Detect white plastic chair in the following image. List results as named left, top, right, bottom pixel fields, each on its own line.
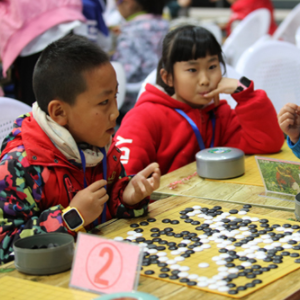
left=272, top=3, right=300, bottom=45
left=235, top=40, right=300, bottom=114
left=295, top=26, right=300, bottom=49
left=111, top=61, right=126, bottom=109
left=0, top=97, right=32, bottom=147
left=137, top=69, right=157, bottom=101
left=222, top=9, right=271, bottom=68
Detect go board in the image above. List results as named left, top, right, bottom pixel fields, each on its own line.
left=0, top=276, right=97, bottom=300
left=104, top=202, right=300, bottom=298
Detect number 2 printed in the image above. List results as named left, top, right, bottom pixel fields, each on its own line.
left=94, top=247, right=113, bottom=286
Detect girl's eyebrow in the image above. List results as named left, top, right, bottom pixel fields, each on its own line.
left=207, top=56, right=218, bottom=62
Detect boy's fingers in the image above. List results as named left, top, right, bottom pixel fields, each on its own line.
left=94, top=187, right=108, bottom=199
left=138, top=163, right=160, bottom=178
left=98, top=194, right=109, bottom=206
left=88, top=180, right=107, bottom=192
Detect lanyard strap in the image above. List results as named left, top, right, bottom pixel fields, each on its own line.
left=78, top=147, right=107, bottom=226
left=175, top=109, right=216, bottom=150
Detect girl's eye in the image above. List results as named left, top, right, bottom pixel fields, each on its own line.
left=209, top=65, right=217, bottom=70
left=187, top=68, right=197, bottom=73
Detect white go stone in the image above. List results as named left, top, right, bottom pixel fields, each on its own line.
left=242, top=244, right=251, bottom=249
left=170, top=264, right=181, bottom=270
left=202, top=244, right=211, bottom=249
left=198, top=262, right=210, bottom=268
left=204, top=215, right=213, bottom=220
left=212, top=275, right=224, bottom=280
left=218, top=271, right=229, bottom=277
left=114, top=237, right=124, bottom=241
left=250, top=246, right=260, bottom=251
left=250, top=217, right=259, bottom=222
left=216, top=280, right=227, bottom=287
left=242, top=231, right=251, bottom=236
left=207, top=278, right=217, bottom=284
left=217, top=244, right=227, bottom=248
left=261, top=235, right=270, bottom=239
left=218, top=286, right=230, bottom=292
left=264, top=245, right=274, bottom=250
left=166, top=260, right=176, bottom=264
left=208, top=284, right=218, bottom=290
left=158, top=257, right=169, bottom=262
left=283, top=244, right=293, bottom=249
left=254, top=238, right=263, bottom=243
left=263, top=239, right=273, bottom=244
left=188, top=274, right=199, bottom=280
left=219, top=253, right=230, bottom=258
left=216, top=260, right=226, bottom=265
left=218, top=266, right=228, bottom=272
left=241, top=262, right=252, bottom=267
left=127, top=231, right=136, bottom=235
left=204, top=220, right=213, bottom=224
left=209, top=236, right=217, bottom=241
left=226, top=245, right=236, bottom=250
left=235, top=234, right=244, bottom=239
left=276, top=227, right=285, bottom=232
left=193, top=205, right=201, bottom=209
left=193, top=247, right=203, bottom=252
left=178, top=247, right=188, bottom=252
left=157, top=252, right=167, bottom=257
left=179, top=266, right=190, bottom=271
left=198, top=234, right=208, bottom=239
left=212, top=256, right=222, bottom=261
left=126, top=236, right=136, bottom=240
left=171, top=250, right=181, bottom=256
left=239, top=227, right=249, bottom=231
left=181, top=240, right=191, bottom=244
left=134, top=233, right=143, bottom=237
left=197, top=282, right=208, bottom=287
left=148, top=249, right=158, bottom=254
left=201, top=239, right=210, bottom=244
left=187, top=212, right=196, bottom=217
left=197, top=276, right=208, bottom=281
left=174, top=256, right=185, bottom=262
left=178, top=272, right=189, bottom=278
left=246, top=254, right=256, bottom=259
left=244, top=249, right=255, bottom=254
left=223, top=241, right=232, bottom=245
left=238, top=211, right=247, bottom=215
left=228, top=268, right=239, bottom=274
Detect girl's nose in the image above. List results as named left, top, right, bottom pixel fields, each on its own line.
left=198, top=73, right=209, bottom=86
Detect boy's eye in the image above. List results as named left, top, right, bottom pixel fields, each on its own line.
left=99, top=99, right=109, bottom=105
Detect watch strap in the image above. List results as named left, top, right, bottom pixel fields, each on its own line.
left=234, top=76, right=251, bottom=93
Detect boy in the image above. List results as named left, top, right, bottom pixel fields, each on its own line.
left=0, top=35, right=160, bottom=264
left=278, top=103, right=300, bottom=157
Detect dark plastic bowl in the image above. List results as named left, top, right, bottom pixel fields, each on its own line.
left=13, top=232, right=74, bottom=275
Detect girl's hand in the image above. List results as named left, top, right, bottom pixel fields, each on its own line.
left=123, top=163, right=161, bottom=205
left=278, top=103, right=300, bottom=144
left=204, top=78, right=239, bottom=106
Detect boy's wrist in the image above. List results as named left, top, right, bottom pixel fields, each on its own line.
left=62, top=206, right=86, bottom=232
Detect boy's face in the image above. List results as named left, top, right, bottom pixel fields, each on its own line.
left=65, top=62, right=119, bottom=148
left=170, top=54, right=222, bottom=108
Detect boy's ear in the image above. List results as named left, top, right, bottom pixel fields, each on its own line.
left=160, top=68, right=173, bottom=87
left=48, top=100, right=68, bottom=126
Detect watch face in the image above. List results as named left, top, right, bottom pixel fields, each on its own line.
left=64, top=208, right=83, bottom=230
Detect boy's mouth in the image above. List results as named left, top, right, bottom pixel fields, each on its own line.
left=106, top=128, right=115, bottom=135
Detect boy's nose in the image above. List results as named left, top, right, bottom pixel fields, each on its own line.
left=110, top=101, right=120, bottom=121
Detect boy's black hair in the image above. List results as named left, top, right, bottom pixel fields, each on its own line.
left=157, top=25, right=226, bottom=96
left=135, top=0, right=166, bottom=15
left=33, top=34, right=110, bottom=113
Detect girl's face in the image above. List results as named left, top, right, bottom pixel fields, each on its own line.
left=170, top=54, right=222, bottom=108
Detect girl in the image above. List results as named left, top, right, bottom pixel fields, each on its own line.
left=115, top=25, right=284, bottom=176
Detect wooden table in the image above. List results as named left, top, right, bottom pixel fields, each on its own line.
left=1, top=195, right=300, bottom=300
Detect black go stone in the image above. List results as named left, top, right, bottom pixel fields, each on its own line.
left=290, top=253, right=300, bottom=257
left=241, top=208, right=250, bottom=212
left=235, top=242, right=243, bottom=247
left=238, top=272, right=246, bottom=277
left=159, top=273, right=169, bottom=278
left=160, top=267, right=170, bottom=272
left=191, top=221, right=200, bottom=225
left=227, top=283, right=236, bottom=288
left=237, top=286, right=247, bottom=291
left=181, top=253, right=190, bottom=258
left=148, top=244, right=157, bottom=250
left=184, top=207, right=194, bottom=212
left=261, top=267, right=270, bottom=272
left=283, top=224, right=292, bottom=228
left=225, top=257, right=234, bottom=262
left=288, top=240, right=297, bottom=245
left=157, top=263, right=167, bottom=267
left=292, top=225, right=300, bottom=229
left=187, top=281, right=197, bottom=286
left=147, top=218, right=156, bottom=222
left=228, top=290, right=238, bottom=295
left=180, top=215, right=188, bottom=220
left=245, top=282, right=255, bottom=288
left=144, top=270, right=155, bottom=275
left=169, top=275, right=179, bottom=280
left=168, top=246, right=178, bottom=250
left=228, top=274, right=239, bottom=279
left=219, top=248, right=228, bottom=253
left=162, top=219, right=171, bottom=223
left=174, top=233, right=183, bottom=238
left=157, top=246, right=166, bottom=251
left=228, top=237, right=237, bottom=242
left=145, top=240, right=153, bottom=244
left=171, top=270, right=180, bottom=275
left=275, top=246, right=284, bottom=251
left=151, top=233, right=160, bottom=238
left=295, top=259, right=300, bottom=263
left=150, top=228, right=160, bottom=232
left=158, top=240, right=168, bottom=245
left=259, top=219, right=269, bottom=223
left=171, top=220, right=180, bottom=224
left=152, top=238, right=161, bottom=243
left=130, top=223, right=139, bottom=228
left=239, top=257, right=248, bottom=261
left=179, top=278, right=190, bottom=283
left=229, top=209, right=239, bottom=214
left=136, top=237, right=146, bottom=242
left=253, top=270, right=263, bottom=275
left=184, top=219, right=193, bottom=223
left=226, top=263, right=235, bottom=268
left=166, top=232, right=175, bottom=237
left=134, top=228, right=143, bottom=233
left=293, top=246, right=300, bottom=250
left=236, top=265, right=245, bottom=270
left=243, top=204, right=252, bottom=208
left=253, top=279, right=262, bottom=284
left=268, top=264, right=278, bottom=269
left=246, top=274, right=256, bottom=279
left=140, top=221, right=149, bottom=226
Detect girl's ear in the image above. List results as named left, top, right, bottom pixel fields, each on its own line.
left=160, top=68, right=173, bottom=87
left=48, top=100, right=68, bottom=126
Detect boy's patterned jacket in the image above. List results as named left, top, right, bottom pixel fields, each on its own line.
left=0, top=113, right=148, bottom=264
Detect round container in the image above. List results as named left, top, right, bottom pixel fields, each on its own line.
left=13, top=232, right=74, bottom=275
left=196, top=147, right=245, bottom=179
left=94, top=291, right=159, bottom=300
left=295, top=193, right=300, bottom=221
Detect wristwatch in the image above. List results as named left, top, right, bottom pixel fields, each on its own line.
left=62, top=206, right=86, bottom=232
left=233, top=76, right=251, bottom=93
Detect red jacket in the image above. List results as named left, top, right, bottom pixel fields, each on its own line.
left=0, top=114, right=148, bottom=264
left=115, top=83, right=284, bottom=176
left=226, top=0, right=277, bottom=36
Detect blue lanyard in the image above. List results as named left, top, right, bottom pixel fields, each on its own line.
left=175, top=109, right=216, bottom=150
left=78, top=147, right=107, bottom=226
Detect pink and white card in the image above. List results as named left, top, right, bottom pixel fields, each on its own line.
left=70, top=233, right=143, bottom=294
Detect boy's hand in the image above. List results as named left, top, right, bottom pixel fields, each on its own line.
left=278, top=103, right=300, bottom=144
left=204, top=78, right=239, bottom=106
left=123, top=163, right=161, bottom=205
left=69, top=180, right=109, bottom=226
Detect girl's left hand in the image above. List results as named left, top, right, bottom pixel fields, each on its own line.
left=204, top=78, right=239, bottom=105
